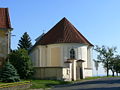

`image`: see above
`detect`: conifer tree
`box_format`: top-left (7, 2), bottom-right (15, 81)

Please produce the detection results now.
top-left (18, 32), bottom-right (32, 50)
top-left (0, 61), bottom-right (20, 82)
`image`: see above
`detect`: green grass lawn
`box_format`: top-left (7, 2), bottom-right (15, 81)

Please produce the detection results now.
top-left (30, 76), bottom-right (118, 89)
top-left (1, 76), bottom-right (120, 89)
top-left (30, 76), bottom-right (113, 89)
top-left (0, 81), bottom-right (30, 89)
top-left (0, 80), bottom-right (70, 89)
top-left (30, 80), bottom-right (71, 89)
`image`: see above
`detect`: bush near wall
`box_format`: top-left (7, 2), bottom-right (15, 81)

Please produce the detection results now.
top-left (0, 81), bottom-right (31, 90)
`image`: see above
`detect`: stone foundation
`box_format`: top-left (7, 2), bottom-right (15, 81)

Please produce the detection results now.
top-left (33, 67), bottom-right (63, 80)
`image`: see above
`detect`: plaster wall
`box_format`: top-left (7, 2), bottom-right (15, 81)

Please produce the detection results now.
top-left (84, 68), bottom-right (93, 77)
top-left (30, 43), bottom-right (93, 80)
top-left (30, 43), bottom-right (92, 69)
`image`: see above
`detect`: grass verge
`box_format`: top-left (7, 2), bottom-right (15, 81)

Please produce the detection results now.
top-left (30, 80), bottom-right (71, 89)
top-left (0, 81), bottom-right (30, 88)
top-left (1, 76), bottom-right (120, 89)
top-left (0, 80), bottom-right (71, 89)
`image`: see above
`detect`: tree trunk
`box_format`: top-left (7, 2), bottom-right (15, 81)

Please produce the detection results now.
top-left (112, 71), bottom-right (114, 77)
top-left (107, 68), bottom-right (109, 77)
top-left (116, 72), bottom-right (118, 76)
top-left (106, 61), bottom-right (109, 77)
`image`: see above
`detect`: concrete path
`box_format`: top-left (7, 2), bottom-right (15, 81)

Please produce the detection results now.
top-left (51, 77), bottom-right (120, 90)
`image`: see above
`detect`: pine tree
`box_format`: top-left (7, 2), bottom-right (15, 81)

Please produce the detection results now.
top-left (18, 32), bottom-right (32, 50)
top-left (0, 61), bottom-right (20, 82)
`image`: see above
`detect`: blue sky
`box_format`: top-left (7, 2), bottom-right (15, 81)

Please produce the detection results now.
top-left (1, 0), bottom-right (120, 75)
top-left (1, 0), bottom-right (120, 49)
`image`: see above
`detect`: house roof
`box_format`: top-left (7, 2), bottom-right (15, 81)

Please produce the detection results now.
top-left (35, 33), bottom-right (45, 42)
top-left (35, 17), bottom-right (93, 46)
top-left (0, 8), bottom-right (12, 29)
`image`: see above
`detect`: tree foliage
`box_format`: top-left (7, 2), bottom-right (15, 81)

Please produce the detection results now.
top-left (0, 61), bottom-right (20, 82)
top-left (18, 32), bottom-right (32, 50)
top-left (113, 55), bottom-right (120, 76)
top-left (8, 49), bottom-right (33, 79)
top-left (94, 45), bottom-right (117, 76)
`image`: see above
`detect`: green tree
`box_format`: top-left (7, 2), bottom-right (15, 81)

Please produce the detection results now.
top-left (108, 58), bottom-right (115, 76)
top-left (0, 61), bottom-right (20, 82)
top-left (8, 49), bottom-right (33, 79)
top-left (113, 55), bottom-right (120, 76)
top-left (18, 32), bottom-right (32, 50)
top-left (94, 45), bottom-right (117, 76)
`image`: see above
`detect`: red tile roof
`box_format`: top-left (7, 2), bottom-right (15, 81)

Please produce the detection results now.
top-left (35, 17), bottom-right (93, 46)
top-left (0, 8), bottom-right (12, 29)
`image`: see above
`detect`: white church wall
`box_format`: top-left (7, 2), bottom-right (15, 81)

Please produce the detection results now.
top-left (30, 43), bottom-right (93, 80)
top-left (62, 68), bottom-right (71, 81)
top-left (30, 47), bottom-right (39, 67)
top-left (46, 44), bottom-right (62, 67)
top-left (46, 45), bottom-right (51, 66)
top-left (81, 46), bottom-right (88, 68)
top-left (84, 69), bottom-right (93, 77)
top-left (46, 43), bottom-right (90, 68)
top-left (87, 46), bottom-right (93, 68)
top-left (82, 62), bottom-right (85, 79)
top-left (30, 43), bottom-right (92, 70)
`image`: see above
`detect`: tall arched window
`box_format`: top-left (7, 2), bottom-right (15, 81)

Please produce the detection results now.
top-left (70, 49), bottom-right (75, 59)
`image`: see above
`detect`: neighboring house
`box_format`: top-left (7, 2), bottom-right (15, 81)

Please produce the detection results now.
top-left (0, 8), bottom-right (13, 67)
top-left (30, 17), bottom-right (93, 81)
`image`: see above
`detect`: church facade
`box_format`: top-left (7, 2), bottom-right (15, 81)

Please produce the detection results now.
top-left (0, 8), bottom-right (13, 67)
top-left (30, 17), bottom-right (93, 81)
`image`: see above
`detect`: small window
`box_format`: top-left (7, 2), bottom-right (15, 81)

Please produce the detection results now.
top-left (70, 49), bottom-right (75, 59)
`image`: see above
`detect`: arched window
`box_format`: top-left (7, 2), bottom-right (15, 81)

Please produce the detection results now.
top-left (70, 49), bottom-right (75, 59)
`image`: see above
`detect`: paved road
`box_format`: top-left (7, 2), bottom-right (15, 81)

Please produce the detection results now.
top-left (51, 77), bottom-right (120, 90)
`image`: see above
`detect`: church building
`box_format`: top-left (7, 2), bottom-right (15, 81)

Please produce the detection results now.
top-left (30, 17), bottom-right (93, 81)
top-left (0, 8), bottom-right (13, 67)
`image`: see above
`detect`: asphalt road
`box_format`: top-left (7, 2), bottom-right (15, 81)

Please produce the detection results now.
top-left (51, 77), bottom-right (120, 90)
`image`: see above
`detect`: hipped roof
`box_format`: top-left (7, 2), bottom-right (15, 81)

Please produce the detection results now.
top-left (35, 17), bottom-right (93, 46)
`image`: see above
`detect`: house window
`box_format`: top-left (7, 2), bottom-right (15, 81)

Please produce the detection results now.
top-left (70, 49), bottom-right (75, 59)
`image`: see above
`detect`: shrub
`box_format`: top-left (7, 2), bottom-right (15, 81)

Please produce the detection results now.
top-left (0, 61), bottom-right (20, 83)
top-left (9, 49), bottom-right (33, 79)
